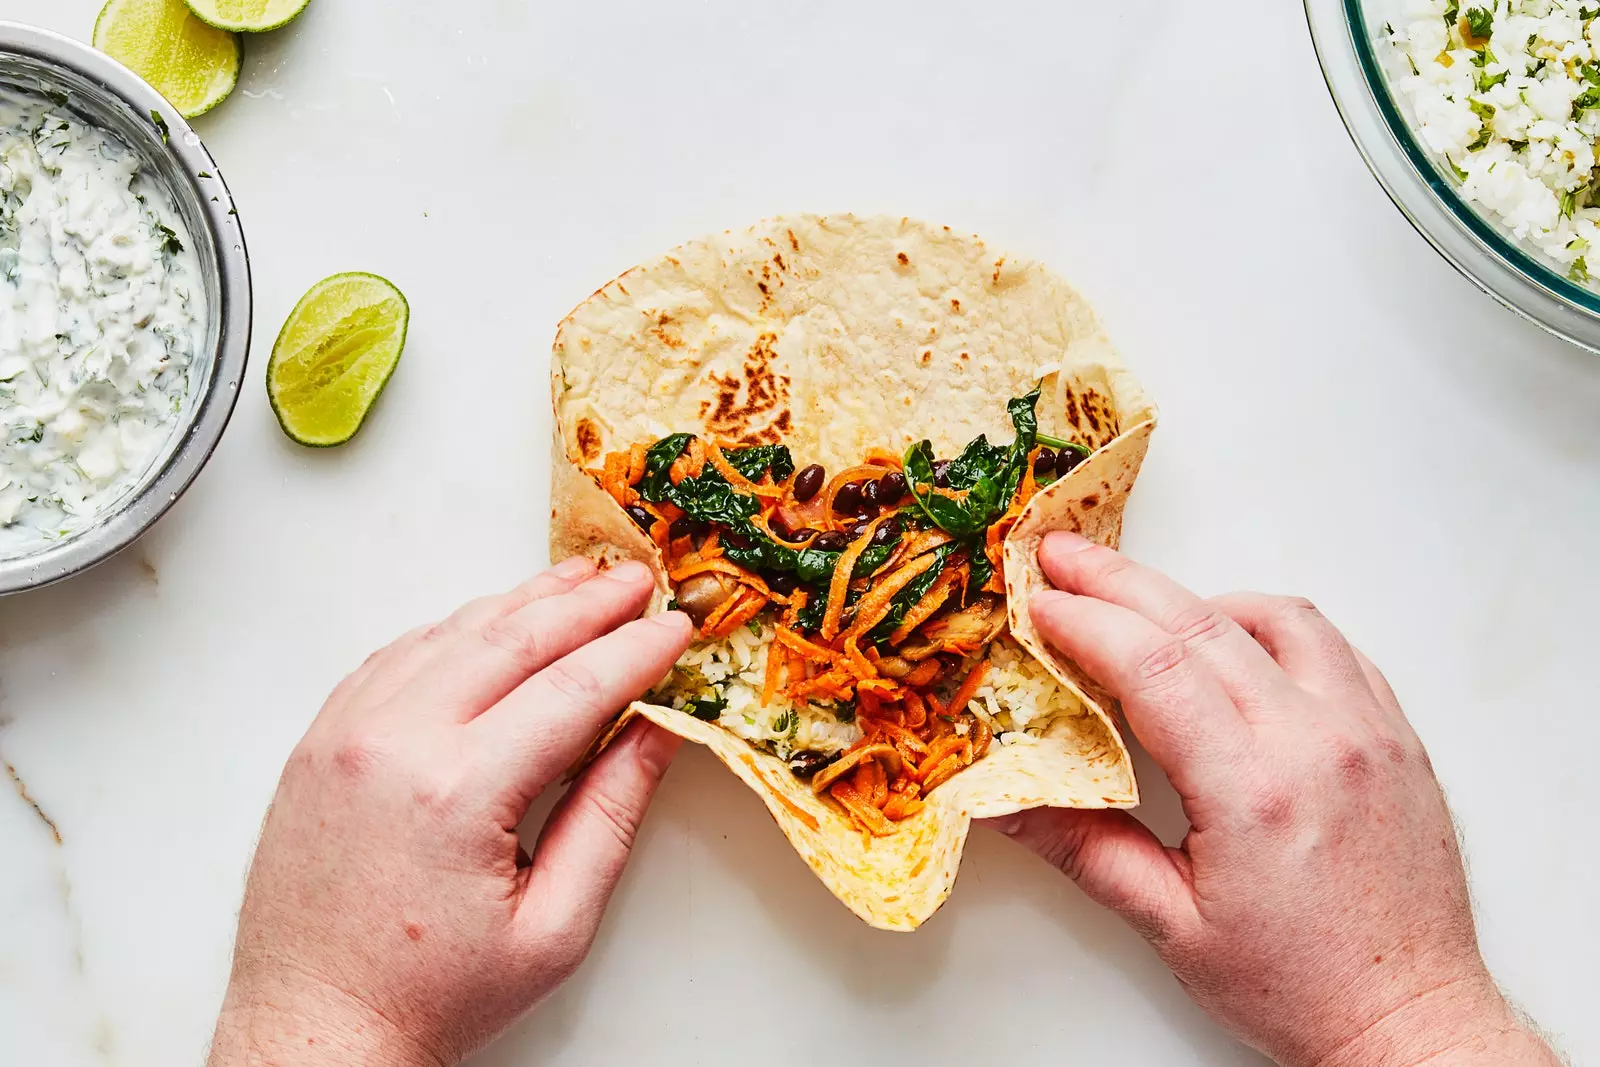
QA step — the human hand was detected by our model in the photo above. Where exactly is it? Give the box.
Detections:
[207,559,692,1067]
[990,533,1561,1067]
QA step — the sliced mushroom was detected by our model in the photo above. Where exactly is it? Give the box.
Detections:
[875,655,915,680]
[674,572,739,627]
[899,594,1007,660]
[811,743,903,794]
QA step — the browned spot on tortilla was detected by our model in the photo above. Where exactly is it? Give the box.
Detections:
[773,252,787,270]
[1063,388,1082,430]
[1081,495,1100,509]
[991,257,1005,285]
[896,252,909,266]
[787,229,800,252]
[704,332,791,445]
[4,760,61,845]
[920,351,932,364]
[698,400,710,417]
[575,418,602,463]
[616,282,629,296]
[950,298,961,312]
[665,255,681,266]
[647,311,684,349]
[959,352,969,362]
[757,281,770,296]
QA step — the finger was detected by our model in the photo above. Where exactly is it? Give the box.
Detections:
[411,561,660,720]
[1206,593,1369,700]
[1038,532,1290,711]
[518,720,681,948]
[470,612,693,801]
[984,808,1198,948]
[318,620,437,723]
[432,557,598,637]
[1030,591,1251,802]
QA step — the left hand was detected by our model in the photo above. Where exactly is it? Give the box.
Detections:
[207,558,691,1067]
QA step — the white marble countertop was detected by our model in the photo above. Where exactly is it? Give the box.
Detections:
[2,2,1596,1064]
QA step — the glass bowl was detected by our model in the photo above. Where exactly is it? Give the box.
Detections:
[1305,0,1600,352]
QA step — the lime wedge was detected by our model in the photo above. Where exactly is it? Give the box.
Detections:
[268,274,409,447]
[184,0,312,34]
[93,0,240,119]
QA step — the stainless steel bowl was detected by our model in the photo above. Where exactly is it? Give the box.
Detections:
[0,21,250,595]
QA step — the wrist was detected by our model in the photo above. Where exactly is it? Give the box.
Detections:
[208,963,445,1067]
[1310,975,1560,1067]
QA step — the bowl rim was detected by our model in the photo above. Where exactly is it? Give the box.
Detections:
[1305,0,1600,353]
[0,21,251,596]
[1345,0,1600,312]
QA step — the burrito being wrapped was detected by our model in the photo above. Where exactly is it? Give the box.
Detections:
[551,215,1157,930]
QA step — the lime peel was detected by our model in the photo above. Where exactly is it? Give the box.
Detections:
[93,0,240,119]
[268,273,409,448]
[184,0,313,34]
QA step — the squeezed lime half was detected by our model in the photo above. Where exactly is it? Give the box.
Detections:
[185,0,313,34]
[93,0,240,118]
[268,273,410,447]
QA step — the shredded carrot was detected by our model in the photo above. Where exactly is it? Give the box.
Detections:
[920,751,970,795]
[626,443,648,487]
[820,466,894,531]
[902,690,930,729]
[788,667,855,700]
[857,677,900,697]
[762,639,786,707]
[831,780,895,836]
[944,660,988,720]
[600,451,631,507]
[668,557,773,597]
[706,442,784,498]
[839,549,942,642]
[887,564,963,644]
[841,637,877,681]
[707,589,768,638]
[882,793,925,821]
[812,743,902,793]
[863,448,903,468]
[822,515,888,640]
[650,519,671,553]
[781,589,807,629]
[774,625,836,663]
[700,587,749,634]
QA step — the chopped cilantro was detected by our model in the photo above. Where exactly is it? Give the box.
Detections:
[771,709,798,738]
[149,109,169,143]
[1573,86,1600,119]
[687,696,727,722]
[1463,7,1493,42]
[1466,98,1496,150]
[746,618,762,637]
[1447,156,1470,182]
[1475,67,1507,92]
[1570,257,1591,284]
[1561,188,1579,219]
[1444,1,1460,29]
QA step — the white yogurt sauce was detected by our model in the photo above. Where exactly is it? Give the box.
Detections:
[0,88,206,557]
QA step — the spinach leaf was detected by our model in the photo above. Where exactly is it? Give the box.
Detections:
[905,441,988,536]
[903,388,1042,540]
[792,529,902,586]
[1463,6,1492,40]
[639,434,694,503]
[725,444,795,483]
[868,543,959,645]
[968,549,994,595]
[666,467,761,528]
[687,696,727,721]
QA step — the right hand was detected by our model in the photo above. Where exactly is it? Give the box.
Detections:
[989,532,1561,1067]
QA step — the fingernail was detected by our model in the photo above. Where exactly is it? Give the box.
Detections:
[553,556,595,579]
[649,610,691,635]
[604,559,652,584]
[1042,530,1093,554]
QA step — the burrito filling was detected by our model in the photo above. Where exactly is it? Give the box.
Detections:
[589,389,1091,836]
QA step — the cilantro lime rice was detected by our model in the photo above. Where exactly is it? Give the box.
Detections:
[1384,1,1600,284]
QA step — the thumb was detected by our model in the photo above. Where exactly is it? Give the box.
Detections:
[984,808,1197,947]
[520,720,681,947]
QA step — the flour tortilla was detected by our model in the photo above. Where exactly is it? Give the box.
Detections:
[551,215,1157,931]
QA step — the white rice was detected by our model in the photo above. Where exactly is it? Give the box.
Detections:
[648,621,1089,761]
[1383,1,1600,283]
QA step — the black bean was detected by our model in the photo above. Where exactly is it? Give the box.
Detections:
[789,750,838,779]
[793,464,826,502]
[1057,448,1087,474]
[813,530,849,553]
[722,531,751,550]
[1034,447,1057,476]
[625,505,654,531]
[775,524,817,544]
[875,471,906,504]
[846,520,872,541]
[861,478,880,506]
[871,515,902,547]
[832,480,867,514]
[669,516,709,540]
[767,572,798,595]
[932,460,952,488]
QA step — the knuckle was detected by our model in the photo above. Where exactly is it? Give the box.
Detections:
[541,658,605,710]
[1275,595,1327,629]
[479,615,555,669]
[1081,545,1134,584]
[1167,604,1238,652]
[1131,637,1193,697]
[1246,777,1298,830]
[579,786,644,854]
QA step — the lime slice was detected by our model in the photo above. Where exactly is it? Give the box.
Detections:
[184,0,312,33]
[93,0,240,119]
[268,274,410,447]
